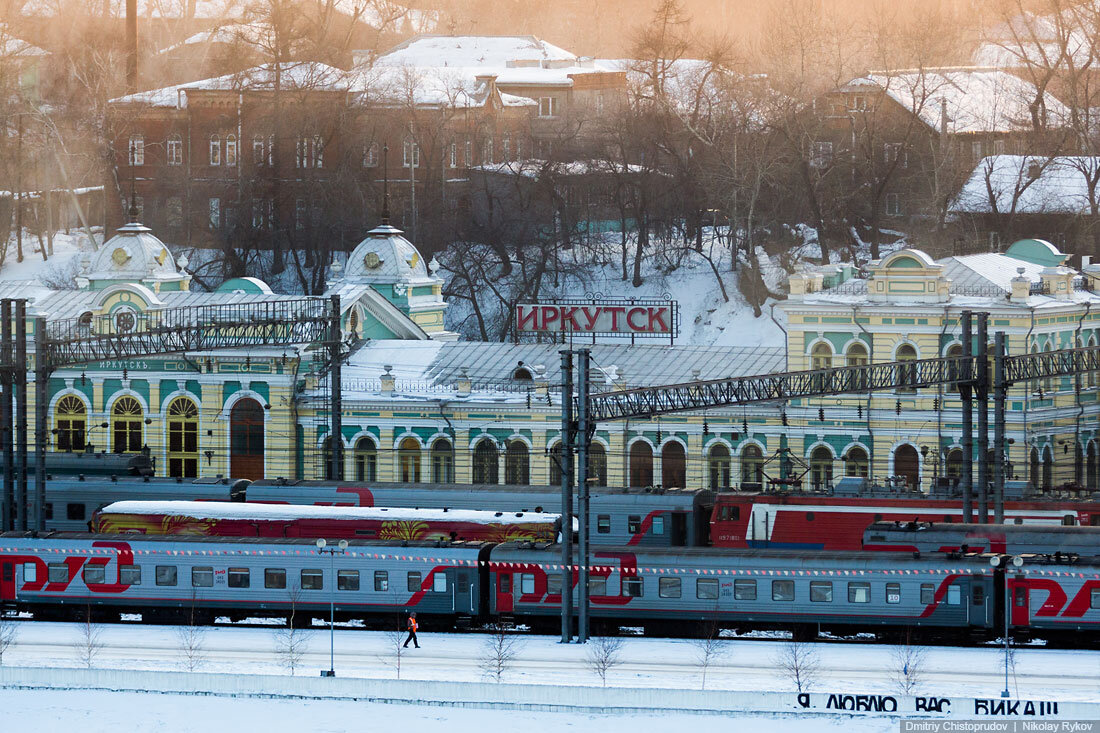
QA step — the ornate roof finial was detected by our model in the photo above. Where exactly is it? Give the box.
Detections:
[381,143,390,225]
[127,139,140,223]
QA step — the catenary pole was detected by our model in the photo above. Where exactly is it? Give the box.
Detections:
[559,350,574,643]
[15,300,27,531]
[960,311,973,523]
[994,332,1007,524]
[977,313,990,523]
[576,348,590,644]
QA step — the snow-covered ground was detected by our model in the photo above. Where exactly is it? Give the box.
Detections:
[0,228,101,287]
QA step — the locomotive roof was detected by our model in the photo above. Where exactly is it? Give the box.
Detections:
[249,480,714,500]
[98,500,560,525]
[868,521,1100,535]
[0,531,494,551]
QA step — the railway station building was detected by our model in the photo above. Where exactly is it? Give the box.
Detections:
[9,210,1100,494]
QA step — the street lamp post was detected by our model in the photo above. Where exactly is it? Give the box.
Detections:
[994,554,1025,698]
[316,538,348,677]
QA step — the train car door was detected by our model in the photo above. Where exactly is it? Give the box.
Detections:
[496,572,513,613]
[1010,576,1030,627]
[670,512,687,546]
[749,506,769,546]
[454,571,472,613]
[0,560,15,601]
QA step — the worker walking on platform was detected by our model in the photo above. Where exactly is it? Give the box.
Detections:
[403,612,420,649]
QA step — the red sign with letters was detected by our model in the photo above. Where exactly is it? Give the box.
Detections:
[515,301,677,338]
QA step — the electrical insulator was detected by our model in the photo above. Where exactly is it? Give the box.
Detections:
[781,412,788,426]
[742,419,749,434]
[932,398,939,411]
[702,419,709,435]
[818,407,825,422]
[857,404,863,419]
[122,368,127,380]
[895,400,902,415]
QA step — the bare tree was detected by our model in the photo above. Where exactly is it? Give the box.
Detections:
[585,635,625,687]
[890,630,927,695]
[75,606,104,669]
[0,611,17,666]
[175,592,208,672]
[378,612,407,679]
[773,639,821,693]
[273,585,311,675]
[692,616,728,690]
[479,620,524,683]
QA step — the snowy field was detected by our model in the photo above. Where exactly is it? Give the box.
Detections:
[0,619,1098,730]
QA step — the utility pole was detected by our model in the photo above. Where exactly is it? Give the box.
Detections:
[316,538,348,677]
[559,350,574,643]
[16,115,23,263]
[0,300,10,531]
[15,300,27,532]
[960,311,973,522]
[34,315,47,532]
[993,332,1007,524]
[576,348,590,644]
[329,294,342,481]
[977,313,990,523]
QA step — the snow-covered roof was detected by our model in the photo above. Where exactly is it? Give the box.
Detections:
[19,0,243,19]
[473,159,651,178]
[99,500,559,525]
[842,69,1068,134]
[0,29,47,58]
[110,62,348,107]
[950,155,1100,215]
[375,35,576,69]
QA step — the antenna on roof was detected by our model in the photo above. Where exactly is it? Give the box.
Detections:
[381,144,391,225]
[127,139,140,223]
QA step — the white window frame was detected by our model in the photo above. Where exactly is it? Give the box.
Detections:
[885,192,901,217]
[208,197,220,229]
[403,138,420,168]
[166,135,182,166]
[209,134,220,166]
[128,135,144,166]
[364,142,378,168]
[225,133,237,167]
[810,141,832,168]
[538,96,559,117]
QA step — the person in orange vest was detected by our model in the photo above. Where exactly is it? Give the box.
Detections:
[403,612,420,649]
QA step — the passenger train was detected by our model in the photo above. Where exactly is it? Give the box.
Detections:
[0,532,1096,643]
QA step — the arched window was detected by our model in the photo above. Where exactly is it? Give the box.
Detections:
[945,343,963,389]
[321,436,338,480]
[1030,447,1040,488]
[167,397,199,478]
[811,342,832,370]
[661,441,686,488]
[894,443,920,491]
[55,395,86,453]
[209,134,221,166]
[431,439,454,483]
[399,437,421,483]
[1043,341,1054,393]
[1042,446,1053,490]
[708,444,731,490]
[505,440,529,485]
[473,440,498,484]
[896,344,918,393]
[225,133,238,166]
[1088,441,1098,490]
[740,444,764,486]
[230,398,265,480]
[548,443,564,486]
[1089,336,1098,388]
[167,134,183,166]
[945,448,964,481]
[111,396,144,454]
[512,367,533,380]
[629,441,653,487]
[809,446,833,490]
[844,445,869,478]
[846,342,868,366]
[354,436,377,482]
[588,442,607,487]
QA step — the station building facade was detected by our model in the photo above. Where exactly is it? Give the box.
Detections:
[13,215,1100,493]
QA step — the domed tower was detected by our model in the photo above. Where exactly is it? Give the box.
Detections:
[78,203,189,292]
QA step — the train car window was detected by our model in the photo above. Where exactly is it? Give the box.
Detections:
[66,503,85,521]
[44,503,53,520]
[809,581,832,602]
[588,576,607,596]
[1090,589,1100,610]
[338,570,360,591]
[433,573,447,593]
[520,574,535,595]
[718,506,740,522]
[156,566,178,586]
[47,563,67,583]
[652,516,665,535]
[847,582,870,603]
[659,577,682,598]
[22,564,35,583]
[500,574,511,594]
[191,567,214,588]
[265,569,286,589]
[120,565,140,585]
[886,583,901,604]
[2,565,11,582]
[407,571,421,592]
[82,565,105,585]
[623,577,643,597]
[972,584,984,605]
[772,580,794,601]
[1013,587,1026,607]
[597,515,611,533]
[805,512,815,521]
[301,569,323,590]
[374,571,388,592]
[228,568,250,588]
[628,516,642,534]
[734,579,757,600]
[920,583,935,605]
[696,578,718,600]
[946,584,961,605]
[547,574,562,595]
[1063,515,1077,526]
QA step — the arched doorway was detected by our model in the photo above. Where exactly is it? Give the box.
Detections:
[896,344,918,393]
[1042,446,1053,490]
[431,439,454,483]
[741,444,764,486]
[844,446,869,478]
[661,441,686,488]
[894,444,920,491]
[1030,447,1040,488]
[708,444,731,490]
[112,396,144,454]
[354,437,377,481]
[629,441,653,487]
[588,443,607,486]
[945,448,963,482]
[229,398,264,480]
[1088,441,1099,490]
[166,397,199,478]
[548,443,564,486]
[396,437,420,482]
[55,395,87,453]
[810,446,833,490]
[473,440,498,484]
[505,440,529,484]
